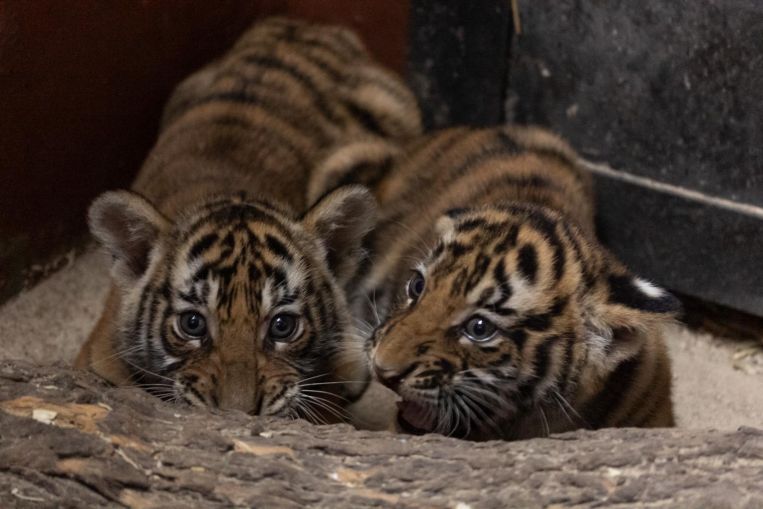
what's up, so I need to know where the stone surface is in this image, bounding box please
[2,361,763,508]
[512,0,763,205]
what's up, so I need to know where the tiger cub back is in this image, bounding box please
[311,126,679,439]
[75,17,422,422]
[139,16,421,215]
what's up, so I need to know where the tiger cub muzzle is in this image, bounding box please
[372,312,522,439]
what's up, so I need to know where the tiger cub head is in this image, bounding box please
[371,204,680,439]
[89,186,374,418]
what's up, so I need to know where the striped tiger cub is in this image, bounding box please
[74,17,422,421]
[310,126,680,440]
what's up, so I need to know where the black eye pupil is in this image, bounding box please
[464,315,496,342]
[269,314,298,341]
[179,312,207,338]
[407,271,425,299]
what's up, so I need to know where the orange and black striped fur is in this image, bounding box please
[74,17,421,421]
[310,126,679,440]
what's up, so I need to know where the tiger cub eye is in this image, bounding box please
[268,313,299,342]
[178,311,208,339]
[407,270,426,301]
[462,315,497,342]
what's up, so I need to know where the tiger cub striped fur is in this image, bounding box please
[310,126,680,440]
[74,17,422,420]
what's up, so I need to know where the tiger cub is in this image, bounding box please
[74,17,422,420]
[310,126,680,440]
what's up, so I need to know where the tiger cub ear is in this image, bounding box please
[88,190,170,286]
[602,272,681,319]
[587,267,681,360]
[301,185,377,286]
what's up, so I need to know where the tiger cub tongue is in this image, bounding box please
[396,400,436,432]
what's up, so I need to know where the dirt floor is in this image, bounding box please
[1,248,761,431]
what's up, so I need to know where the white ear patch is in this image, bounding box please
[633,277,665,299]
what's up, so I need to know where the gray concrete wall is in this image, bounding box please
[509,1,763,315]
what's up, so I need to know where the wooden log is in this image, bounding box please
[1,360,762,508]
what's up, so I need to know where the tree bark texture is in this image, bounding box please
[1,360,762,508]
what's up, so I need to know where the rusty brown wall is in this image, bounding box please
[0,0,408,303]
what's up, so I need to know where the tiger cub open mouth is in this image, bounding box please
[396,400,437,435]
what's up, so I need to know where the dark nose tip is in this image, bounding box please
[373,364,411,391]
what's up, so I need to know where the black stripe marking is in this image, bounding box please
[494,224,519,253]
[476,286,496,308]
[495,129,522,152]
[184,92,316,142]
[533,335,560,383]
[446,130,521,182]
[517,297,568,332]
[431,242,446,259]
[582,350,643,428]
[449,243,470,258]
[188,233,218,260]
[176,290,202,306]
[344,102,386,136]
[243,55,339,123]
[292,30,365,62]
[621,355,661,426]
[513,210,566,282]
[492,259,512,302]
[445,207,469,219]
[265,234,293,262]
[457,218,488,232]
[559,221,596,289]
[507,329,528,352]
[517,244,538,284]
[450,267,469,297]
[464,254,491,294]
[335,156,394,190]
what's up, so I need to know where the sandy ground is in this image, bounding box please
[1,248,761,431]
